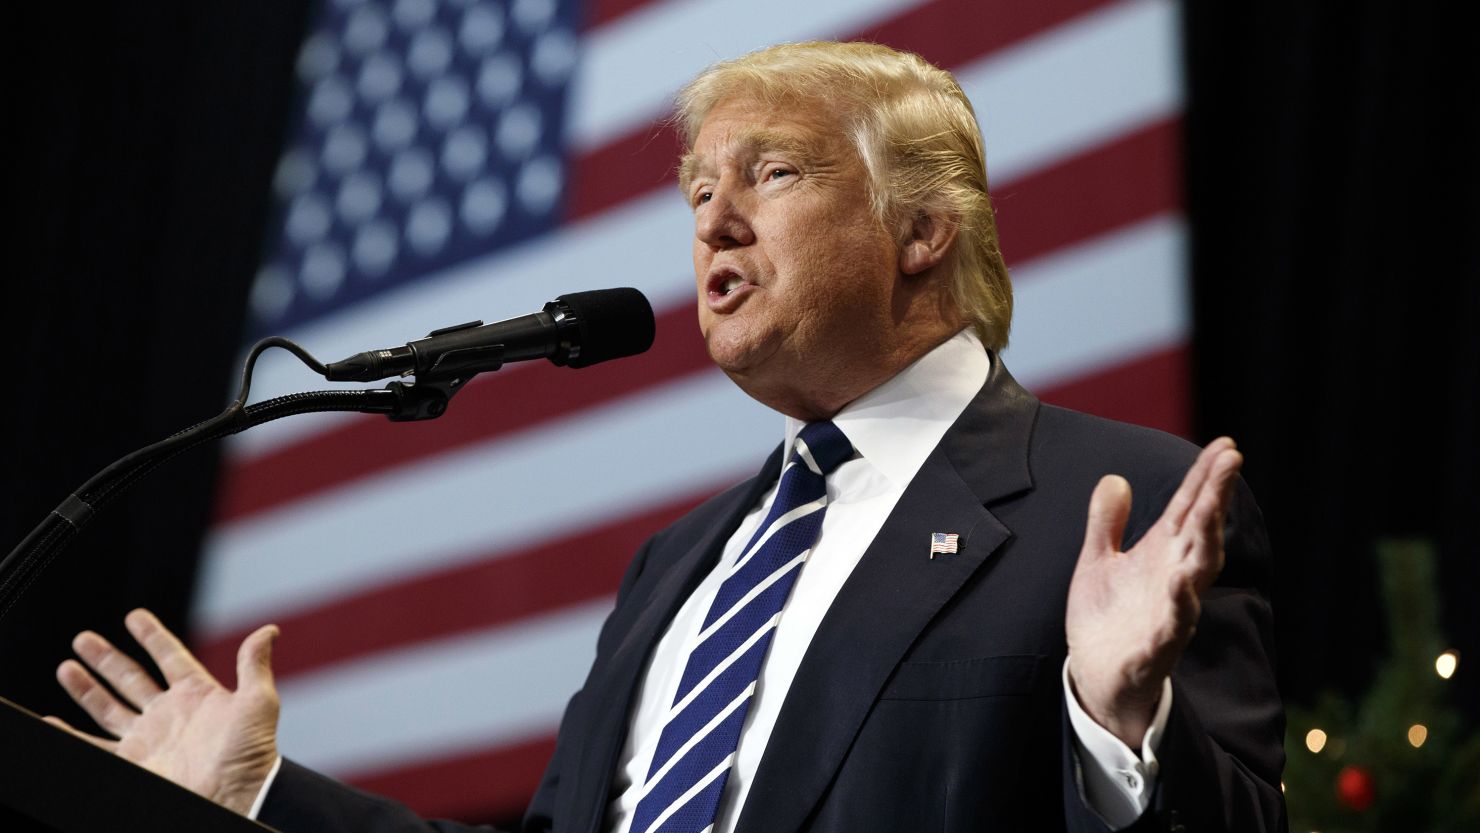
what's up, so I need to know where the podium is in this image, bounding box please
[0,696,278,832]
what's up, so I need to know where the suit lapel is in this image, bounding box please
[734,354,1039,833]
[567,447,784,833]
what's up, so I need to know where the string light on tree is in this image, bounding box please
[1407,724,1428,748]
[1435,649,1459,679]
[1305,728,1328,754]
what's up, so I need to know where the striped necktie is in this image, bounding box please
[628,421,854,833]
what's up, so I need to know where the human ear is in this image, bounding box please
[898,209,959,276]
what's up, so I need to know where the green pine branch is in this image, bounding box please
[1283,539,1480,833]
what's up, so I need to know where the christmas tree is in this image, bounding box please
[1283,539,1480,831]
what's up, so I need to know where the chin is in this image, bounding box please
[702,321,771,374]
[705,341,758,376]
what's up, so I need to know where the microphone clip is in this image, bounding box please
[381,376,465,422]
[380,321,506,422]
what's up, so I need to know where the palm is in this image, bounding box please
[50,609,281,815]
[116,675,276,795]
[1064,438,1242,745]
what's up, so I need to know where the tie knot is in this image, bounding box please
[795,421,854,476]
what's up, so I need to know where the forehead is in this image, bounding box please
[681,98,849,182]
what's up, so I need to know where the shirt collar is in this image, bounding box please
[783,329,991,489]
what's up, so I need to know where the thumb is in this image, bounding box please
[236,624,280,694]
[1084,474,1132,556]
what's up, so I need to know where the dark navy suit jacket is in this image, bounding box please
[260,356,1287,833]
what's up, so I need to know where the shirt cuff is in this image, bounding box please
[246,755,284,820]
[1061,658,1173,829]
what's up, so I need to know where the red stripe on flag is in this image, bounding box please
[346,735,557,823]
[566,0,1118,221]
[1037,343,1191,438]
[853,0,1112,70]
[993,118,1182,265]
[566,122,682,221]
[213,303,709,523]
[584,0,661,30]
[197,491,714,682]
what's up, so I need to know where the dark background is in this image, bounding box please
[5,0,1476,825]
[1185,0,1477,710]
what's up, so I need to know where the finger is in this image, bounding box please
[1184,449,1243,559]
[1203,448,1242,525]
[1175,454,1240,597]
[1214,448,1243,512]
[1083,475,1132,557]
[56,659,136,739]
[236,624,281,698]
[70,630,164,710]
[1161,437,1235,535]
[125,608,211,686]
[42,714,120,754]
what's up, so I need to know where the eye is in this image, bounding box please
[694,190,713,207]
[765,167,794,181]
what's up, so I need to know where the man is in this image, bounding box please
[49,42,1285,832]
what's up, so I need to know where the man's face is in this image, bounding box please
[685,97,903,417]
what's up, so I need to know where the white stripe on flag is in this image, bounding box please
[568,0,926,150]
[1002,214,1188,387]
[276,600,609,776]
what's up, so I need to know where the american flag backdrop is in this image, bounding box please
[191,0,1190,821]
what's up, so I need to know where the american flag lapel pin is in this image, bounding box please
[929,532,959,559]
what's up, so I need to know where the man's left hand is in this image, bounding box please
[1064,437,1243,748]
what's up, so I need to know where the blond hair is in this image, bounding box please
[675,41,1012,350]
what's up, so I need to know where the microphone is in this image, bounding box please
[324,288,655,382]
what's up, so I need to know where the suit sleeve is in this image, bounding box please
[1062,476,1287,832]
[257,758,503,833]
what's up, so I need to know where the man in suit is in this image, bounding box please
[49,42,1285,832]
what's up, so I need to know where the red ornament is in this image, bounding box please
[1336,765,1376,811]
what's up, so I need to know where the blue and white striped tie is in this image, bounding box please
[628,421,854,833]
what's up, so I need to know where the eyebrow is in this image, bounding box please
[678,127,827,193]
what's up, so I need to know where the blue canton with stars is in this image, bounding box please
[251,0,581,334]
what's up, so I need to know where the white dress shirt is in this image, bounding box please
[252,330,1170,829]
[605,330,1169,833]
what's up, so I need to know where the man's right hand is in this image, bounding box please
[48,608,281,816]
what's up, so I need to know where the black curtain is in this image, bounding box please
[1185,0,1479,714]
[4,3,311,715]
[4,0,1475,813]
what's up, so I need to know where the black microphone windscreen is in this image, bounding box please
[558,288,656,368]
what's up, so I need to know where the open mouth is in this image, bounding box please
[707,268,753,299]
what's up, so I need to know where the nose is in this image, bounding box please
[694,184,754,250]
